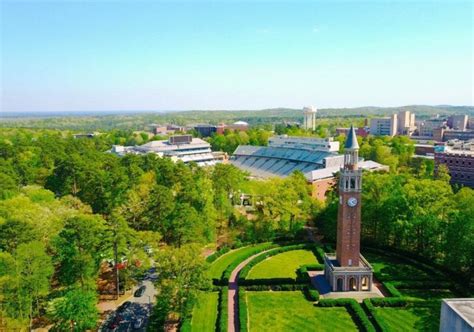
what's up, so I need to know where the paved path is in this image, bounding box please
[227,250,272,332]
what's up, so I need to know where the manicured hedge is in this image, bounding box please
[317,299,376,332]
[239,288,248,332]
[298,263,324,275]
[391,280,454,290]
[216,286,228,332]
[207,247,232,263]
[243,284,307,291]
[383,282,402,297]
[219,243,279,284]
[370,297,408,307]
[364,244,468,285]
[314,246,327,263]
[238,243,314,281]
[305,287,320,302]
[363,298,389,332]
[239,277,303,286]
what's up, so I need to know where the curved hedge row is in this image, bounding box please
[238,243,317,283]
[218,243,279,285]
[207,247,232,264]
[318,298,376,332]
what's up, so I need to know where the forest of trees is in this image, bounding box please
[0,123,472,330]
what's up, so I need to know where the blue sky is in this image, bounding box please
[1,1,472,112]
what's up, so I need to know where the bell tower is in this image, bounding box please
[336,125,362,267]
[324,125,373,292]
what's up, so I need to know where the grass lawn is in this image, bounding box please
[246,291,358,332]
[207,243,272,280]
[375,306,439,332]
[362,251,443,281]
[247,249,318,279]
[190,292,219,332]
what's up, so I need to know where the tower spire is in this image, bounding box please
[345,125,359,150]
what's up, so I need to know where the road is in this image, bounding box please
[100,271,157,332]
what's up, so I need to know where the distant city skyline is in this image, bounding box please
[1,1,473,112]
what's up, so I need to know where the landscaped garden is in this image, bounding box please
[187,292,219,332]
[246,249,318,280]
[206,243,273,280]
[181,244,470,332]
[374,306,439,332]
[245,291,358,332]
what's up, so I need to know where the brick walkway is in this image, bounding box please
[227,250,273,332]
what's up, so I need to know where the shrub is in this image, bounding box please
[207,247,231,263]
[383,282,402,297]
[314,246,327,263]
[217,287,228,332]
[317,299,375,332]
[306,288,320,302]
[391,280,453,290]
[239,288,248,332]
[243,284,306,291]
[370,297,408,307]
[362,298,390,332]
[239,277,300,286]
[299,263,324,272]
[238,243,314,281]
[220,243,279,283]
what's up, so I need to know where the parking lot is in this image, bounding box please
[100,278,157,332]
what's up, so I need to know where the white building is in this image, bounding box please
[370,114,398,136]
[440,299,474,332]
[397,110,416,135]
[110,135,221,166]
[303,106,317,131]
[268,135,340,152]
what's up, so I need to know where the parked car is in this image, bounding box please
[134,285,146,297]
[117,301,132,313]
[133,317,145,329]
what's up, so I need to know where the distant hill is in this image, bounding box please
[1,105,472,131]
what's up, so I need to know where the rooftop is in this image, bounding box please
[443,299,474,327]
[305,160,389,182]
[345,125,359,150]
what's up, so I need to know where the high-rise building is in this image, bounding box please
[303,106,317,131]
[448,115,469,131]
[397,110,416,135]
[370,114,398,136]
[324,126,373,292]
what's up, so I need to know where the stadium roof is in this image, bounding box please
[230,145,343,179]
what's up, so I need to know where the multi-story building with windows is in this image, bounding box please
[110,135,222,166]
[435,139,474,188]
[369,114,398,136]
[397,110,416,135]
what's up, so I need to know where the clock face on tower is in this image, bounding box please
[347,197,358,207]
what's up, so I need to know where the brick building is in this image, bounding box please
[435,140,474,188]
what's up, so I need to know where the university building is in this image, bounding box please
[435,139,474,188]
[110,135,223,166]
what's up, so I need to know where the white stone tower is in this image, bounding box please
[303,106,317,131]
